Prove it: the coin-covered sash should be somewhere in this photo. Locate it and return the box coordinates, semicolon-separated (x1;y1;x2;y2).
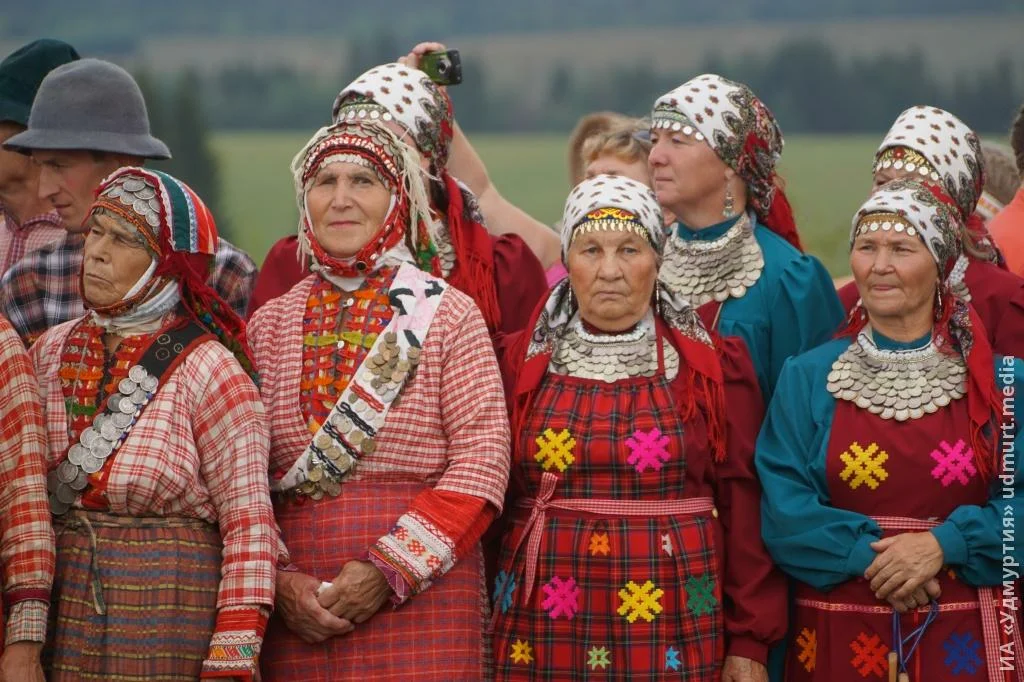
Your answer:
273;263;448;497
47;321;213;515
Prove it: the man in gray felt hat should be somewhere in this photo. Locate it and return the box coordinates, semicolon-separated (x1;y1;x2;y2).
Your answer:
0;39;79;276
0;58;257;345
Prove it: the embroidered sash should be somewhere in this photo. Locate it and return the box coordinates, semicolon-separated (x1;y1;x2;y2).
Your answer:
47;321;212;515
274;262;448;498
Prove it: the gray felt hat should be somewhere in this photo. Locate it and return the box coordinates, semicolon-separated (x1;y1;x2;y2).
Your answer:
4;58;171;159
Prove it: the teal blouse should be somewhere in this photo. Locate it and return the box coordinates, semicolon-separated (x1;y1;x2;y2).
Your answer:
674;216;843;401
756;330;1024;592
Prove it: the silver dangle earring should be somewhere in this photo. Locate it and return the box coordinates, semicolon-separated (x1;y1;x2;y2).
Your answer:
722;186;735;218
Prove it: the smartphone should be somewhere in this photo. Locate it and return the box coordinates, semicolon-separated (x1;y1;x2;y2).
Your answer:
420;49;462;86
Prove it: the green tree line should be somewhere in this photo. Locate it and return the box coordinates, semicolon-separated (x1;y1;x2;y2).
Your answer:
3;0;1017;44
132;36;1023;238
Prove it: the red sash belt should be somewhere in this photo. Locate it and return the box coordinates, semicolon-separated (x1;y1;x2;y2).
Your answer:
511;471;717;606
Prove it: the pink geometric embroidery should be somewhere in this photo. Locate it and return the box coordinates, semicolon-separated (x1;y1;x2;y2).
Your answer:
407;540;426;556
930;439;977;487
626;428;671;474
426;555;442;571
541;576;581;620
392;526;409;541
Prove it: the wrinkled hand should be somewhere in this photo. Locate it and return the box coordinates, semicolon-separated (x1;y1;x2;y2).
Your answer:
275;571;354;644
0;642;45;682
398;41;448;72
317;560;393;624
721;655;768;682
866;532;945;601
886;577;941;613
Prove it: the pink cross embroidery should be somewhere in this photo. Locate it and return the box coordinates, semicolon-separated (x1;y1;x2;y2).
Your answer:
541;576;580;620
930;439;977;487
626;428;671;474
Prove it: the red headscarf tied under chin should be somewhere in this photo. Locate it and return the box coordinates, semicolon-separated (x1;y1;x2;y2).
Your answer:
333;63;502;332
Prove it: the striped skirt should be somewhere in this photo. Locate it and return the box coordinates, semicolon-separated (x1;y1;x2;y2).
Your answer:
44;510;223;682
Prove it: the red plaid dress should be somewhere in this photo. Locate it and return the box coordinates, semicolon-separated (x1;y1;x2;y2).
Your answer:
493;329;786;680
0;315;54;649
30;315;276;679
251;274;510;681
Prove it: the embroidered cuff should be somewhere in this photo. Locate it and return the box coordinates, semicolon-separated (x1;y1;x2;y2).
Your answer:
365;549;411;605
370;511;457;597
200;606;269;680
5;599;48;645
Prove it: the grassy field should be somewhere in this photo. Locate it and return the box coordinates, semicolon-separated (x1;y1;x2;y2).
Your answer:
214;131;880;276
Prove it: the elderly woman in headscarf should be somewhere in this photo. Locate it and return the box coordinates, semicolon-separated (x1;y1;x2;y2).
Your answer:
248;60;548;335
251;120;510;681
30;168;276;680
491;174;786;681
649;75;844;401
757;178;1024;681
836;105;1024;356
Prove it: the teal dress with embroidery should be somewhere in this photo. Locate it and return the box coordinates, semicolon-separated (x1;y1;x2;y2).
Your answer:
756;331;1024;680
672;217;844;401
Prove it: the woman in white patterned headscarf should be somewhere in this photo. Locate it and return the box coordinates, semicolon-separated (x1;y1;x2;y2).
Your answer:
836;105;1024;357
491;174;786;681
649;74;844;402
757;177;1023;682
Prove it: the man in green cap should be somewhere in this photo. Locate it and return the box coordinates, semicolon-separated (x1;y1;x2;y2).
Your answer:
0;39;79;276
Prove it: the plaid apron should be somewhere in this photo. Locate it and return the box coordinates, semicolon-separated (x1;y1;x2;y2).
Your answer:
493;368;724;680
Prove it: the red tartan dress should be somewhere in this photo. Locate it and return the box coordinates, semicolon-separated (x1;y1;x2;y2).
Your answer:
494;336;728;680
788;398;1020;681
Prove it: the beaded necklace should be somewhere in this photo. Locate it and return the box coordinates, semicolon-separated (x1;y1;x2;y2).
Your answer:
300;269;397;432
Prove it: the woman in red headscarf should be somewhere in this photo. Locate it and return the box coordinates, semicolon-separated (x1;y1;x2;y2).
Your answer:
253;120;510;681
248;57;548;337
31;168;275;680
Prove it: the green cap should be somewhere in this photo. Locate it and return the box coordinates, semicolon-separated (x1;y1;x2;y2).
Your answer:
0;39;80;126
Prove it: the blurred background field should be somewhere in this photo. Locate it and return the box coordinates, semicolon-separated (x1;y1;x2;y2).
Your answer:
215;131;877;276
6;1;1019;279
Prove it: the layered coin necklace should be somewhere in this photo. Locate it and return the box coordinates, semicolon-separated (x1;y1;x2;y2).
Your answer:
550;313;679;383
658;211;764;307
827;329;966;421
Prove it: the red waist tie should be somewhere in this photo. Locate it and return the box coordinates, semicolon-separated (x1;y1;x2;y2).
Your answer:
510;471;716;609
874;515;1023;682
